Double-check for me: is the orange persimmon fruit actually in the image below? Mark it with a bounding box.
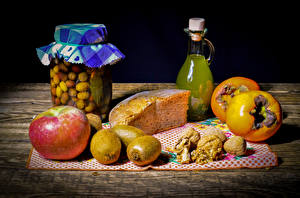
[211,77,260,122]
[226,90,282,142]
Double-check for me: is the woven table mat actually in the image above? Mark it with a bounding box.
[26,118,278,171]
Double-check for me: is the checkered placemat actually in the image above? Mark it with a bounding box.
[26,118,277,171]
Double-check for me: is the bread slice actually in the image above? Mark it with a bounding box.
[109,89,190,135]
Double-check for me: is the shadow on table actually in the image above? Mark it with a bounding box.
[266,124,300,145]
[266,111,300,145]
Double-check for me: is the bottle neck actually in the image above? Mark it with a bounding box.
[187,31,205,56]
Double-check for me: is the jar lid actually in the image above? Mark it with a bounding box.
[189,18,205,31]
[36,23,125,68]
[54,23,108,45]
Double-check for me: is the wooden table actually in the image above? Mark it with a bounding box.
[0,83,299,197]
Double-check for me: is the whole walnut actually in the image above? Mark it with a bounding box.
[86,113,102,131]
[224,136,247,156]
[202,126,227,143]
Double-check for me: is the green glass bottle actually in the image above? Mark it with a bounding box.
[176,18,215,121]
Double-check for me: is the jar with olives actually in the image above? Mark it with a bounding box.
[37,24,125,119]
[49,58,112,117]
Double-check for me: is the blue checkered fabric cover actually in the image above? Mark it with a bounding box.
[36,23,125,68]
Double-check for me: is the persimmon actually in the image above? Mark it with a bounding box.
[226,90,282,142]
[211,77,260,122]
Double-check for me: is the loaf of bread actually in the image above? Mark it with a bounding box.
[109,89,190,135]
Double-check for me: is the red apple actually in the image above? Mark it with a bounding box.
[29,106,91,160]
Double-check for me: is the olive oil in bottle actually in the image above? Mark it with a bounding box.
[176,18,215,121]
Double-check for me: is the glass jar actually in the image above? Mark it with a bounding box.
[36,23,125,120]
[49,58,112,119]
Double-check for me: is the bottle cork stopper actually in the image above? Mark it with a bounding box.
[189,18,205,31]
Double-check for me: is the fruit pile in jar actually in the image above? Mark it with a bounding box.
[49,59,108,115]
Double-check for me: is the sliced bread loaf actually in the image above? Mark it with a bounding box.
[109,89,190,134]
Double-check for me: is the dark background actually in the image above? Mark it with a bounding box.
[2,4,298,83]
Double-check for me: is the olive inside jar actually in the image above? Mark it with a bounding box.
[37,23,125,120]
[50,59,112,117]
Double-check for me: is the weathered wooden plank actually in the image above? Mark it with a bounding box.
[2,82,299,95]
[0,169,299,197]
[1,83,299,106]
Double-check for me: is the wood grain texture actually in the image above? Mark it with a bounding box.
[0,83,300,197]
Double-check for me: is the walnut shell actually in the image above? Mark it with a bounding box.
[174,127,200,164]
[86,113,102,131]
[202,126,227,143]
[224,136,247,156]
[191,135,223,164]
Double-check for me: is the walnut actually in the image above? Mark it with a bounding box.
[174,127,200,164]
[86,113,102,131]
[191,135,223,165]
[224,136,247,156]
[202,126,227,143]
